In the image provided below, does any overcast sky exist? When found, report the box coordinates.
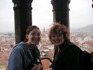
[0,0,93,32]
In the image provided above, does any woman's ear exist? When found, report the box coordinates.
[65,31,70,39]
[26,34,28,40]
[24,34,28,42]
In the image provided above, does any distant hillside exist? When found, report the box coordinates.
[71,24,93,33]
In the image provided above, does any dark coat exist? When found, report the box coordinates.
[52,40,91,70]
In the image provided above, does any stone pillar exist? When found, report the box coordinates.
[91,0,93,65]
[51,0,70,28]
[12,0,33,44]
[92,0,93,8]
[51,0,70,55]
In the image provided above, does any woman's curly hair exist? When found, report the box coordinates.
[48,22,70,40]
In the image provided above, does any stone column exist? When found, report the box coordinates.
[51,0,70,28]
[92,0,93,8]
[51,0,70,55]
[12,0,33,44]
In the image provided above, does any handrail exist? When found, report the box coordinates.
[41,57,53,68]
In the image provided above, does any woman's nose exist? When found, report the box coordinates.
[34,34,40,38]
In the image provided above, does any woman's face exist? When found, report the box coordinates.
[50,34,64,46]
[26,28,41,45]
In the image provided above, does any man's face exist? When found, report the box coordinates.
[50,34,64,46]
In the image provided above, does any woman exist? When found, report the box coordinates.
[8,25,43,70]
[48,22,91,70]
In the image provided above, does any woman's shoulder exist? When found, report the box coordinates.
[11,42,25,53]
[14,42,25,48]
[66,41,83,52]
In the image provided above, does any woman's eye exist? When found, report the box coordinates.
[37,33,40,36]
[51,35,56,37]
[31,33,35,36]
[31,33,40,36]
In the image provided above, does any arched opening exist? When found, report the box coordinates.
[32,0,53,30]
[0,0,93,69]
